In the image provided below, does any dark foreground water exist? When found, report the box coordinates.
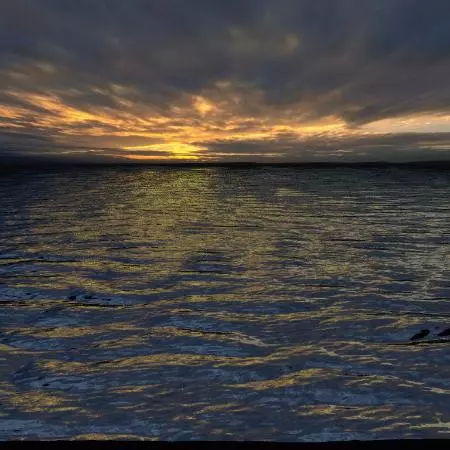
[0,166,449,441]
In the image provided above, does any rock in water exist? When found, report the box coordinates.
[410,329,430,340]
[437,328,450,337]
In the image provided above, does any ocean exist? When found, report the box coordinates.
[0,165,449,440]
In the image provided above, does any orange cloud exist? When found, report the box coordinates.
[2,79,450,161]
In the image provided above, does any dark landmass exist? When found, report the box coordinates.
[1,160,450,171]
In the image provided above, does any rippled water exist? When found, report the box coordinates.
[0,166,449,441]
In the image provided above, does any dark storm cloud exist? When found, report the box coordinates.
[0,127,124,163]
[1,0,450,161]
[198,133,450,162]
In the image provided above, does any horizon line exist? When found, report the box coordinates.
[2,160,450,169]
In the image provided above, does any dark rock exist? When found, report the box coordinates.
[68,295,77,301]
[438,328,450,337]
[84,295,93,299]
[410,329,430,340]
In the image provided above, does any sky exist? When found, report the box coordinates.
[1,0,450,163]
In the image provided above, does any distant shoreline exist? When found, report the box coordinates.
[1,160,450,170]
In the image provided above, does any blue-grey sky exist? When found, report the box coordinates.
[1,0,450,162]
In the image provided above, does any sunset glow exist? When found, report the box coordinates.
[1,1,450,163]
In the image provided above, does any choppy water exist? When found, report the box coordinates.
[0,166,449,441]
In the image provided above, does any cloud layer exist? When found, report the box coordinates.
[1,0,450,162]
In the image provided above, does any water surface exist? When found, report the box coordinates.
[0,166,449,440]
